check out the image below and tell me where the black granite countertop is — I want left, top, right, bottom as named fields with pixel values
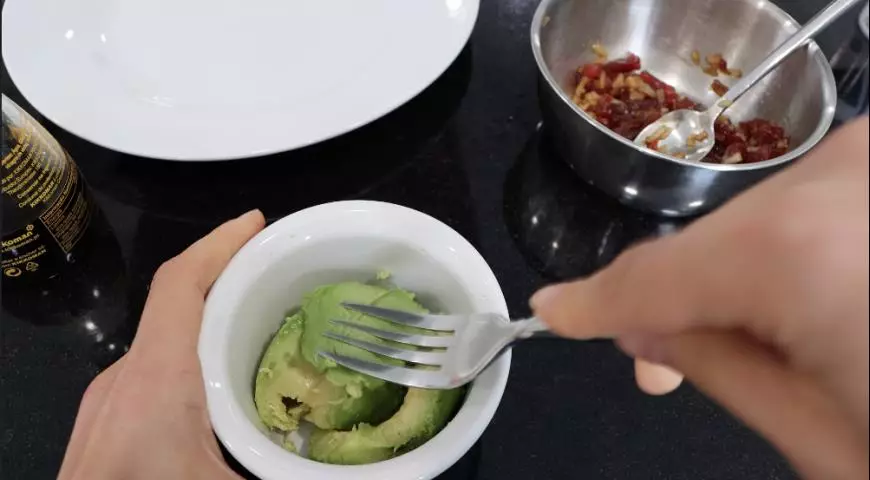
left=2, top=0, right=864, bottom=478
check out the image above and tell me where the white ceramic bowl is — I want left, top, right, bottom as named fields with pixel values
left=198, top=201, right=510, bottom=480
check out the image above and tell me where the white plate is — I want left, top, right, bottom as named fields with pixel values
left=1, top=0, right=478, bottom=160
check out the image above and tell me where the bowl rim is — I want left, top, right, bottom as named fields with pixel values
left=198, top=200, right=511, bottom=480
left=530, top=0, right=837, bottom=172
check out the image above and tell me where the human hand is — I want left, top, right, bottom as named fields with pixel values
left=57, top=210, right=266, bottom=480
left=531, top=117, right=869, bottom=480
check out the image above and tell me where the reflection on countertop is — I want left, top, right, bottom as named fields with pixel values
left=2, top=204, right=143, bottom=368
left=505, top=124, right=687, bottom=281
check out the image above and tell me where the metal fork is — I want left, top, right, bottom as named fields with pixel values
left=317, top=303, right=556, bottom=389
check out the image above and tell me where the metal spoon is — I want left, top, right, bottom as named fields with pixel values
left=634, top=0, right=863, bottom=162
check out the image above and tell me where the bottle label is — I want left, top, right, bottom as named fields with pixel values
left=2, top=110, right=93, bottom=279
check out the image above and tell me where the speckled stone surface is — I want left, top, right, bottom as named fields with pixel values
left=3, top=0, right=863, bottom=478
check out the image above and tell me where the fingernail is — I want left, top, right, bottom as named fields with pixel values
left=238, top=209, right=263, bottom=221
left=635, top=359, right=684, bottom=396
left=530, top=284, right=562, bottom=310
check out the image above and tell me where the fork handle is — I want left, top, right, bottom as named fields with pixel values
left=513, top=317, right=559, bottom=340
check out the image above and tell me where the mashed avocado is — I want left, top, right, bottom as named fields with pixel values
left=253, top=281, right=463, bottom=464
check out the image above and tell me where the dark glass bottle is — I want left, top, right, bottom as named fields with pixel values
left=2, top=94, right=141, bottom=367
left=2, top=94, right=95, bottom=283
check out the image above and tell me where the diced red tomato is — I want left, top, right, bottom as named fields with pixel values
left=674, top=97, right=696, bottom=110
left=572, top=52, right=789, bottom=164
left=581, top=63, right=603, bottom=79
left=710, top=79, right=729, bottom=97
left=602, top=53, right=641, bottom=74
left=638, top=71, right=665, bottom=90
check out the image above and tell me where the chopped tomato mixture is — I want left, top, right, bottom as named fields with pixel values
left=710, top=79, right=729, bottom=97
left=572, top=53, right=790, bottom=164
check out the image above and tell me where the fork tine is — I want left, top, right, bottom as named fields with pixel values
left=323, top=332, right=446, bottom=366
left=329, top=319, right=455, bottom=348
left=342, top=303, right=463, bottom=331
left=318, top=351, right=455, bottom=389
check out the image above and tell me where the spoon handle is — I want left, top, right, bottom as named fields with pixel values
left=709, top=0, right=863, bottom=117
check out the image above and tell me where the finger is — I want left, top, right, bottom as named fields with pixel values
left=165, top=209, right=267, bottom=296
left=132, top=209, right=265, bottom=359
left=57, top=358, right=127, bottom=479
left=530, top=231, right=752, bottom=339
left=529, top=118, right=870, bottom=342
left=634, top=331, right=869, bottom=480
left=787, top=115, right=869, bottom=179
left=620, top=336, right=684, bottom=395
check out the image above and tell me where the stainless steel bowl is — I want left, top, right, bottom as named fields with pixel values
left=531, top=0, right=837, bottom=217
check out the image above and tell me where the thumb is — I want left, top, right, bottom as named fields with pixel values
left=133, top=209, right=266, bottom=362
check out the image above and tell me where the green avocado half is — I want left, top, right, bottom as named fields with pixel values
left=309, top=387, right=464, bottom=465
left=253, top=310, right=403, bottom=431
left=253, top=281, right=464, bottom=464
